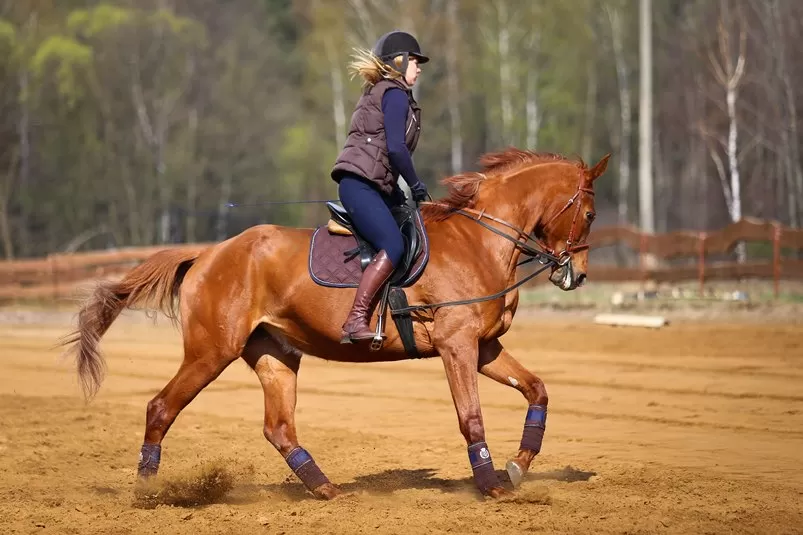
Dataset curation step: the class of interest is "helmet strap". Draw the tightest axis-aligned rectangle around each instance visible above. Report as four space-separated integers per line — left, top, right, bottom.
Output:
381 51 408 79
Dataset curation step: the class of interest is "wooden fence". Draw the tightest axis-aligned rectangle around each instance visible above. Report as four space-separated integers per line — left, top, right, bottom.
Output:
586 218 803 295
0 244 211 301
1 218 802 301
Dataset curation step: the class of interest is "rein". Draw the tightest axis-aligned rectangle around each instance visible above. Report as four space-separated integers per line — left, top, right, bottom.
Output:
390 180 594 316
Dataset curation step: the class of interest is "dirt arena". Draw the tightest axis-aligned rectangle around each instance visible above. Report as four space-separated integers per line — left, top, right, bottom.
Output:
1 306 802 534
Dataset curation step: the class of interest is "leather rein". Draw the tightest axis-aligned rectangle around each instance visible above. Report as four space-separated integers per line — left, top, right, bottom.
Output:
390 179 595 316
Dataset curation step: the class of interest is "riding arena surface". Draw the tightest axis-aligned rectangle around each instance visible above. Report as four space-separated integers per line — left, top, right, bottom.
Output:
1 304 802 534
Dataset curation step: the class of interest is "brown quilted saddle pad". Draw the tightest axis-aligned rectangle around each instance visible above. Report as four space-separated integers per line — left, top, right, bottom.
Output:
308 206 429 288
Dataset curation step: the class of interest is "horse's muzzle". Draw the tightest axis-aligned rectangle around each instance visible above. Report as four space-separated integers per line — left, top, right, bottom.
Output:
549 259 584 291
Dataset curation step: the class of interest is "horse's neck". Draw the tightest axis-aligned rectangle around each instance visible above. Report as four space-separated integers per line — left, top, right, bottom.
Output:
465 181 546 276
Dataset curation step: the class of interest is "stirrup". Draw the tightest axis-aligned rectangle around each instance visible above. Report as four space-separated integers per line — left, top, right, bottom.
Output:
369 284 392 352
370 334 385 351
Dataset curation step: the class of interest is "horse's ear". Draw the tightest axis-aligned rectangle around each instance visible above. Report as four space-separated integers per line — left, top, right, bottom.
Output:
589 153 611 181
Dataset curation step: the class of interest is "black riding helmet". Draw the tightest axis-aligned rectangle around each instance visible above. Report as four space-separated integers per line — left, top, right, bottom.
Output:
372 30 429 76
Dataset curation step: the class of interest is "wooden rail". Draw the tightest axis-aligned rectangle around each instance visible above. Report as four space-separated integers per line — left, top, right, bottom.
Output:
1 219 801 301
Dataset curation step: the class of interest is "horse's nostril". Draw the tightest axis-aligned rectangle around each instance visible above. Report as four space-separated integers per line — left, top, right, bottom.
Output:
576 273 587 286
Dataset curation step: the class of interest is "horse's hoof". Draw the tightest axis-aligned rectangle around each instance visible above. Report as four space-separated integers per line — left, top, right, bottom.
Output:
312 482 343 500
505 459 526 488
486 486 511 499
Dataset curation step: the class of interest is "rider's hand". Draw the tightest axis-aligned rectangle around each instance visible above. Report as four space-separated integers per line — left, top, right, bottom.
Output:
410 181 430 204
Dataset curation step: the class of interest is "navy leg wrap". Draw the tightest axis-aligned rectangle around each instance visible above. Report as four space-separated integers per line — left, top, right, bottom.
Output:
137 443 161 477
520 404 547 454
467 441 501 493
285 447 330 491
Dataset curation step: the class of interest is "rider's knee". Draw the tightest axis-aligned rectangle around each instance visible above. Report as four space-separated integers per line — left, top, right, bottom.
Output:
384 234 405 267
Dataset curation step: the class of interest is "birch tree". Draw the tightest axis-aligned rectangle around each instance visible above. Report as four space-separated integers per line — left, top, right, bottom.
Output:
703 1 748 260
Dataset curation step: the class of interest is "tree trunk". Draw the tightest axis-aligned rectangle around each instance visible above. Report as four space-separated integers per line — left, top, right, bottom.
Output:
216 172 232 242
581 60 598 165
607 5 632 228
707 1 747 260
525 67 540 150
654 136 669 233
0 151 16 259
446 0 463 173
497 1 513 145
325 36 346 150
769 0 802 227
185 108 199 243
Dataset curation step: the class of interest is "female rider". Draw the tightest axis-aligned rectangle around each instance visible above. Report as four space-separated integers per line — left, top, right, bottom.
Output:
330 30 430 343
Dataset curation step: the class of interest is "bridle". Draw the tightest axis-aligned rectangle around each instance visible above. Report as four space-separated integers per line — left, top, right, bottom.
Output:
447 175 595 264
389 178 595 316
537 178 596 259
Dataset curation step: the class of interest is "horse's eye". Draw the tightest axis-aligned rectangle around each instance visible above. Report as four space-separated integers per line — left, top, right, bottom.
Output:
586 211 596 222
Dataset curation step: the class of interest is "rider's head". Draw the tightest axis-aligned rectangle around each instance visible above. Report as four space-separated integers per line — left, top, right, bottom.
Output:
349 30 428 88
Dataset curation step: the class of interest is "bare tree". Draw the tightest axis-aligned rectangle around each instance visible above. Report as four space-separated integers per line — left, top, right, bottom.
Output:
445 0 463 172
703 1 747 260
765 0 803 227
606 4 632 228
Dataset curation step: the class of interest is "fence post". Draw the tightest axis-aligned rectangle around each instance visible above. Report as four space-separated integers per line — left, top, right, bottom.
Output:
773 223 782 299
697 232 706 296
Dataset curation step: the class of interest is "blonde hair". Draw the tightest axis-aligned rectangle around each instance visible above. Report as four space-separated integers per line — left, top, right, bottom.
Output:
348 47 405 88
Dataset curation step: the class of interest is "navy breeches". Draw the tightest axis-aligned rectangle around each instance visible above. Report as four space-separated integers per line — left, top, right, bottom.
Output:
337 175 405 267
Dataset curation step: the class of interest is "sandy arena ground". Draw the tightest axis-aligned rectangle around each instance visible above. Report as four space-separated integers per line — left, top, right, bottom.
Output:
1 307 802 534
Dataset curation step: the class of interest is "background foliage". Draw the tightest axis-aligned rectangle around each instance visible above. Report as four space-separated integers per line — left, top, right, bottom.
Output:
1 0 801 258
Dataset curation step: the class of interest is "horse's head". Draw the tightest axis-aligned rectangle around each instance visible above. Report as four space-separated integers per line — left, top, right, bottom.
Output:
423 149 611 292
534 153 610 291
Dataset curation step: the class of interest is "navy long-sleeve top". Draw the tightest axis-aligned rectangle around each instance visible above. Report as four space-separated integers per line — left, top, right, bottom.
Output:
381 88 422 188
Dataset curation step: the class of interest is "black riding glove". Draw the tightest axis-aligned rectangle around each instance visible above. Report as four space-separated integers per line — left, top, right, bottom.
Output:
410 181 430 204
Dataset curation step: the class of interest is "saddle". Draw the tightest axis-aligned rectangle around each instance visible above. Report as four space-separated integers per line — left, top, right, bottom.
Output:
308 202 429 289
308 201 429 357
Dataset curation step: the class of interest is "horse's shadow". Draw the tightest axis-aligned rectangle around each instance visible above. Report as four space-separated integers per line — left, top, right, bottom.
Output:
236 465 596 503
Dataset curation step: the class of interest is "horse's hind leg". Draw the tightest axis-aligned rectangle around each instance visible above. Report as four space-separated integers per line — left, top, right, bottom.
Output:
478 338 548 488
137 324 241 478
241 330 341 500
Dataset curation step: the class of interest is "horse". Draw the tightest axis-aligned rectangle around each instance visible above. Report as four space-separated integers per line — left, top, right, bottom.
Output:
60 148 609 500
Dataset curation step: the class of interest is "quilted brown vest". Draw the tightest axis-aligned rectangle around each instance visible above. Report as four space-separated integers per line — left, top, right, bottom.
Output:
331 78 422 195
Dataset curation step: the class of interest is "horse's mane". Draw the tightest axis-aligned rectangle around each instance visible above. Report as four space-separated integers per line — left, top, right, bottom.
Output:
421 147 587 222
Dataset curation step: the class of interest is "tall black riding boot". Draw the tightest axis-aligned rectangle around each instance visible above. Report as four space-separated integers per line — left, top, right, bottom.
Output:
340 250 395 343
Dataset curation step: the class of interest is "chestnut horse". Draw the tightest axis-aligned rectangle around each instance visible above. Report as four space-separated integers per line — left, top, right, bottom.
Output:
61 148 609 500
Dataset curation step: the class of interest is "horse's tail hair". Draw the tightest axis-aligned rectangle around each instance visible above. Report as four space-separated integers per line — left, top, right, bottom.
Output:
60 247 203 400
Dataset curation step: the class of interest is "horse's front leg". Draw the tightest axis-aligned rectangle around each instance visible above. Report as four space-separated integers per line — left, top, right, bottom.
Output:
435 327 508 498
478 338 548 487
